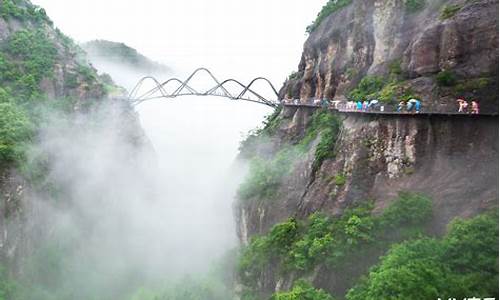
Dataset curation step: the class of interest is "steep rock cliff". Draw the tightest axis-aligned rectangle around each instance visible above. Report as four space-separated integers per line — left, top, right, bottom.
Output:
280 0 499 113
236 0 499 297
237 107 498 239
236 107 498 298
0 0 146 275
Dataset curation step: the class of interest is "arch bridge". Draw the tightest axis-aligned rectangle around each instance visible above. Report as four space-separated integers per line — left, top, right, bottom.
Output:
127 67 281 107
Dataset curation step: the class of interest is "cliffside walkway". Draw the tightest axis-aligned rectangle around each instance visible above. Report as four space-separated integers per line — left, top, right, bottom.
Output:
283 102 498 116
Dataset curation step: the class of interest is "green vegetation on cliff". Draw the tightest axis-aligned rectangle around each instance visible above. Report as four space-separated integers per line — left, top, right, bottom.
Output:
347 211 498 300
405 0 426 13
0 102 33 163
271 280 334 300
0 0 52 25
348 73 418 103
0 3 112 169
82 40 170 74
238 193 433 297
440 4 462 20
238 195 498 300
306 0 352 34
0 29 57 101
238 110 341 202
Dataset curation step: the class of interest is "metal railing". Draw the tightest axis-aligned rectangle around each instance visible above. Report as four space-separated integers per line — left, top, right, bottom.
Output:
281 99 488 115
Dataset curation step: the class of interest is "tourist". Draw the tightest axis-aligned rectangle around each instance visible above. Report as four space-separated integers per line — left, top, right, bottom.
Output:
406 99 416 112
368 99 379 111
363 100 369 111
397 100 406 112
321 98 329 108
471 100 480 114
415 99 421 113
462 99 469 113
356 100 363 111
457 98 467 112
457 98 463 112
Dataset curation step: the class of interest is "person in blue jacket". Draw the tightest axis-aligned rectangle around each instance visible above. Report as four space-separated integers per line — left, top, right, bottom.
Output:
356 100 363 110
407 98 421 113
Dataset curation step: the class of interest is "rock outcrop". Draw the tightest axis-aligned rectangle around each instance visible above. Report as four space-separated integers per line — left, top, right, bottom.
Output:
0 0 145 275
0 0 108 105
237 107 498 240
236 106 498 298
236 1 499 297
281 0 499 113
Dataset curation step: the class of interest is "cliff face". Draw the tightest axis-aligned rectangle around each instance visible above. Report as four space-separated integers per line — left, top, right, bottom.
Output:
237 108 498 239
0 0 109 104
0 0 145 274
236 0 499 298
281 0 499 113
236 107 498 298
81 40 171 90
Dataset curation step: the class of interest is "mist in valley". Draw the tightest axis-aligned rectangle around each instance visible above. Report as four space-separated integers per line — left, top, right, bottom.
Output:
16 61 272 299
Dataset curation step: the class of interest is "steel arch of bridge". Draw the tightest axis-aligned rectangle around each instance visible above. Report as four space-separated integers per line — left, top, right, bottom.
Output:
128 67 281 107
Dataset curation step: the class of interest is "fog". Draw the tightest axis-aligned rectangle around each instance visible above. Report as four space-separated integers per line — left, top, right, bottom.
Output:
20 1 323 297
18 59 272 298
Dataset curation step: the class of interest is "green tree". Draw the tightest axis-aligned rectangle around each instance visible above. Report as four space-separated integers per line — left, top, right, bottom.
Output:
271 280 335 300
0 103 33 163
347 212 499 300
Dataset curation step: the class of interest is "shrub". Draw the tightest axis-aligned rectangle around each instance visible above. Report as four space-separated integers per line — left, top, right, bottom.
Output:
347 211 498 300
346 238 448 300
388 59 402 77
348 76 385 101
270 280 335 300
238 192 433 287
237 147 299 201
436 70 457 86
0 266 18 300
405 0 426 12
0 103 33 163
440 4 462 20
238 218 299 284
288 71 300 81
312 121 341 172
306 0 352 33
378 82 398 103
239 111 341 201
0 0 52 24
2 29 57 101
0 0 25 19
300 110 340 149
453 77 492 94
380 192 432 226
334 174 346 186
78 65 97 82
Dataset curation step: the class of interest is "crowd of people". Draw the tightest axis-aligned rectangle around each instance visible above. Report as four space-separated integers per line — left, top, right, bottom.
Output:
282 97 481 114
457 98 480 114
343 98 421 113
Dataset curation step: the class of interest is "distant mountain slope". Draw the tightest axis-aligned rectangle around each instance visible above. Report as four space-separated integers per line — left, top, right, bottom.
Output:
82 40 171 89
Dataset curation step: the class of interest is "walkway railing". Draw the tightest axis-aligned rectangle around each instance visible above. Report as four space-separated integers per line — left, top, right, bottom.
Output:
280 99 492 116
